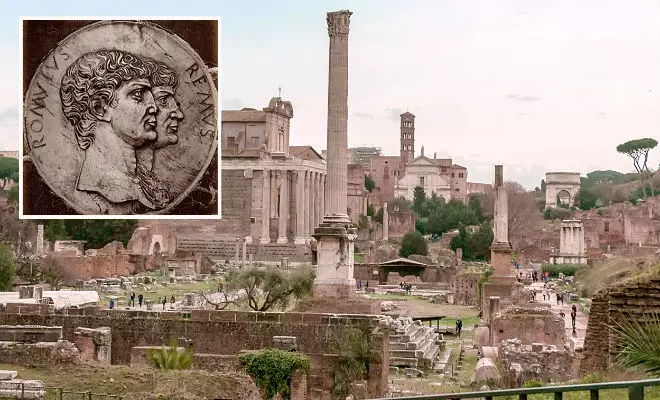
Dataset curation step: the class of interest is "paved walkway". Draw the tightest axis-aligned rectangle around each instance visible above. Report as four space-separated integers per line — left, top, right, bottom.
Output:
529 282 588 342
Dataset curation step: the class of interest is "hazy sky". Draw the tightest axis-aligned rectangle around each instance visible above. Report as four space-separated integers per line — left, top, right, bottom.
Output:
3 0 660 189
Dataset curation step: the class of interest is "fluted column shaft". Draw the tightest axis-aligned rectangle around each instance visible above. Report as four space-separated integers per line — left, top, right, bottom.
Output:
307 171 314 238
316 172 321 226
277 170 289 243
294 170 305 243
325 11 352 218
303 171 310 239
260 169 271 244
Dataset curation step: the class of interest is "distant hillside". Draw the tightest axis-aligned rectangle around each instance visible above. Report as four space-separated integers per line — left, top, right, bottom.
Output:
580 170 640 190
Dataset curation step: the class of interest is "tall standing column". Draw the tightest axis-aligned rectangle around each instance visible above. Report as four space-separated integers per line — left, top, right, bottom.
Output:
383 202 389 241
294 170 306 244
320 174 326 221
315 173 321 226
260 169 271 244
324 10 352 221
303 171 310 240
312 10 357 299
277 171 289 243
308 172 315 239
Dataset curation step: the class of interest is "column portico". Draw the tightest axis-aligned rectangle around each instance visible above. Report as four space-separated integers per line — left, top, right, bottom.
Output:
303 171 310 240
307 171 315 241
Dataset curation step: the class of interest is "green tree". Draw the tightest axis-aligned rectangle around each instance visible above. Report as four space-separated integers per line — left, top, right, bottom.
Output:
0 244 15 291
0 157 18 190
412 186 426 213
617 138 659 200
466 221 494 261
41 220 138 250
366 203 375 217
467 195 483 220
364 175 375 192
577 187 598 210
399 231 428 258
225 265 314 311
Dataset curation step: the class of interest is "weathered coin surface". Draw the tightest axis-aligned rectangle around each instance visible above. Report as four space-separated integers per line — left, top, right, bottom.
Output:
23 20 218 215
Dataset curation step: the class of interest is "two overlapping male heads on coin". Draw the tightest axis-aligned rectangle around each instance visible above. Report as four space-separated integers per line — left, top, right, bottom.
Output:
59 49 185 211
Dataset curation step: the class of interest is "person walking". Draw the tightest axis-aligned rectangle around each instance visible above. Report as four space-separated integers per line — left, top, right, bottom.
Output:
455 317 463 339
162 297 166 310
130 291 135 307
170 295 175 308
138 293 144 308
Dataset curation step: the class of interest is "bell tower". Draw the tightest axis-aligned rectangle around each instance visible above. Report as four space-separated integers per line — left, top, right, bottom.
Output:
400 111 415 168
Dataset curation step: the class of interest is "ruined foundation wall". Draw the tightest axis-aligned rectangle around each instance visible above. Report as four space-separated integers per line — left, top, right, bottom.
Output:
581 277 660 374
53 255 135 283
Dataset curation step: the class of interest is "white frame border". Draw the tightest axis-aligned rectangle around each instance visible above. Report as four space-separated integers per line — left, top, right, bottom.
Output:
18 16 222 220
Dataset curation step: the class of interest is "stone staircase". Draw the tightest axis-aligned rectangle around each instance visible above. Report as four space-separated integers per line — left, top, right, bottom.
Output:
388 317 441 368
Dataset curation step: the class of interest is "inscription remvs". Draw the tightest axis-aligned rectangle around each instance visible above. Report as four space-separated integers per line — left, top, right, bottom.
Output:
186 63 216 137
23 20 218 215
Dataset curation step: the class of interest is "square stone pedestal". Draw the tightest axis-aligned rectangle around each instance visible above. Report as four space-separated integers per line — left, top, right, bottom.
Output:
312 215 357 299
490 243 513 277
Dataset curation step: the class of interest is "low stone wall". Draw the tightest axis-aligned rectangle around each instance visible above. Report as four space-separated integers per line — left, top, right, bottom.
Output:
0 325 62 343
0 308 389 398
451 273 481 306
0 340 80 366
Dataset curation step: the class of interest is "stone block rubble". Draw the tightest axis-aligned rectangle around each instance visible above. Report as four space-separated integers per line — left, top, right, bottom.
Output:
0 371 44 400
379 315 441 368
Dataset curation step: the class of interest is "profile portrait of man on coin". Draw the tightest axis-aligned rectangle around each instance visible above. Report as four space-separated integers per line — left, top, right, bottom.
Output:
60 49 175 212
22 19 218 216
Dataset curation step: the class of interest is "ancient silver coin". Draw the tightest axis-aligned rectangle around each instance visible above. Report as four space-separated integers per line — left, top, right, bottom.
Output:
23 20 218 215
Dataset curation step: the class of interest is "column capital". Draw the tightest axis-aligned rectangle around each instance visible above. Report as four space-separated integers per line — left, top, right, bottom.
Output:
327 10 352 37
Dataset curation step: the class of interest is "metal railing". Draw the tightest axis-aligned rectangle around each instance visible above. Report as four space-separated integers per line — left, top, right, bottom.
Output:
0 382 122 400
372 378 660 400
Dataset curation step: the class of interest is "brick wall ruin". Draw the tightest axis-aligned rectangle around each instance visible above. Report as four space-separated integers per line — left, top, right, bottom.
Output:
581 277 660 374
0 308 389 398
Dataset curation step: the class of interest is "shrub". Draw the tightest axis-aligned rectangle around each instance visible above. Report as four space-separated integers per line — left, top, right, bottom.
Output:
581 373 606 384
239 348 310 400
542 263 581 277
523 379 545 388
399 231 428 258
147 339 194 370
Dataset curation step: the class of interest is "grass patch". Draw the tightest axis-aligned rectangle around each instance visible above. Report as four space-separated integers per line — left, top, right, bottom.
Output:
366 293 413 301
432 316 480 328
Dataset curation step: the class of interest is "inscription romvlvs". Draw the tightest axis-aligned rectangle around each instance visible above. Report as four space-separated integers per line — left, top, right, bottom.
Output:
24 20 218 215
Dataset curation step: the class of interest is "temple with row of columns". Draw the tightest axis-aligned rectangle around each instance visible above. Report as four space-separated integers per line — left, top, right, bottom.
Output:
220 97 332 248
259 168 326 245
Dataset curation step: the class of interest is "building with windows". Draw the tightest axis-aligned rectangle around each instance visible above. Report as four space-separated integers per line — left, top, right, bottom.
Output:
368 112 478 205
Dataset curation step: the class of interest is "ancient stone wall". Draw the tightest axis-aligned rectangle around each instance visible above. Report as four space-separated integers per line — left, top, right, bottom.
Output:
388 211 415 238
498 339 575 385
53 254 136 283
581 277 660 374
451 273 481 306
217 169 253 238
492 305 566 348
176 238 312 263
0 308 388 398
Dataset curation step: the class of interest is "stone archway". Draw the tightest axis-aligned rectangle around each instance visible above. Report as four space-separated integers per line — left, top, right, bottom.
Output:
556 190 571 208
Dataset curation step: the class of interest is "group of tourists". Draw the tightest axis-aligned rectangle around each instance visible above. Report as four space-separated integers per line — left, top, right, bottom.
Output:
356 280 369 291
399 281 413 295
